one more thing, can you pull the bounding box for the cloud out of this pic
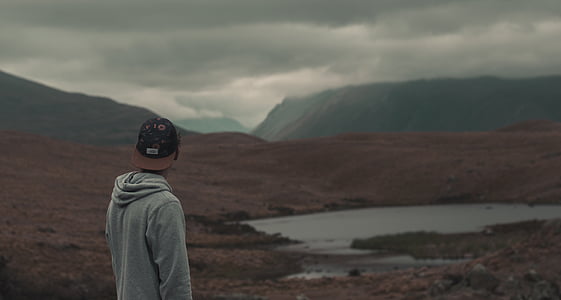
[1,0,561,128]
[175,67,350,126]
[0,0,454,30]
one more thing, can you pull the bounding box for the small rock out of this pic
[429,279,454,296]
[524,269,541,283]
[414,267,429,278]
[544,219,561,234]
[466,264,500,292]
[496,275,521,296]
[348,269,361,277]
[443,273,463,285]
[213,294,268,300]
[296,295,310,300]
[37,226,56,233]
[482,227,495,236]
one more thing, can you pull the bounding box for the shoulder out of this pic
[154,190,180,206]
[147,191,183,218]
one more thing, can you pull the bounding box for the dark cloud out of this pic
[1,0,560,127]
[0,0,456,30]
[2,0,559,32]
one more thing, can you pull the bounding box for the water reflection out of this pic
[246,203,561,253]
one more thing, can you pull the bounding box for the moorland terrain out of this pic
[2,120,561,299]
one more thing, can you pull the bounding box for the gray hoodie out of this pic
[106,172,193,300]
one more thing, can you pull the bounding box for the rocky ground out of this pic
[192,220,561,300]
[2,121,561,299]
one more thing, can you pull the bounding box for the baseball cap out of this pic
[131,117,180,171]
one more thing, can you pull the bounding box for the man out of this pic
[106,117,193,300]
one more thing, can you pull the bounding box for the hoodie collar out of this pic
[111,172,172,206]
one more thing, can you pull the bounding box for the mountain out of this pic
[183,131,265,145]
[253,76,561,140]
[173,117,249,133]
[0,70,196,145]
[496,119,561,133]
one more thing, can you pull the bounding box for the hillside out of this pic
[253,76,561,141]
[173,117,249,133]
[0,70,196,145]
[3,123,561,299]
[184,131,265,145]
[497,119,561,132]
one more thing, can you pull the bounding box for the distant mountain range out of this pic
[0,70,196,145]
[173,117,249,134]
[253,76,561,140]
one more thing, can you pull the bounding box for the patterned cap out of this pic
[131,117,179,170]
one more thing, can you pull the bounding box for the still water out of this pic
[244,203,561,278]
[246,203,561,254]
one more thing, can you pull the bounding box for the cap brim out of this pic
[131,148,176,171]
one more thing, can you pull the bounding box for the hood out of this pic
[111,172,172,206]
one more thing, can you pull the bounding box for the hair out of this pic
[140,168,165,174]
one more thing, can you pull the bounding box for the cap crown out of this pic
[136,118,179,159]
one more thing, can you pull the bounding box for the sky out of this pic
[1,0,561,128]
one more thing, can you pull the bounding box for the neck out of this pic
[140,169,168,178]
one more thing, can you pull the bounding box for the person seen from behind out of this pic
[106,117,193,300]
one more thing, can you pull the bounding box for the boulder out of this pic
[528,280,560,300]
[466,264,500,292]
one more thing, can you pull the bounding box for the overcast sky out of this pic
[2,0,561,128]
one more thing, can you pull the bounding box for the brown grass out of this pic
[2,122,561,299]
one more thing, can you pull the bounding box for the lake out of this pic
[244,203,561,278]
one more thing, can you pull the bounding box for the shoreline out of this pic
[236,201,560,223]
[235,209,551,281]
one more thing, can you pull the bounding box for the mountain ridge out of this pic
[253,75,561,140]
[174,117,249,134]
[0,69,197,145]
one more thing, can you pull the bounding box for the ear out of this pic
[174,148,180,160]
